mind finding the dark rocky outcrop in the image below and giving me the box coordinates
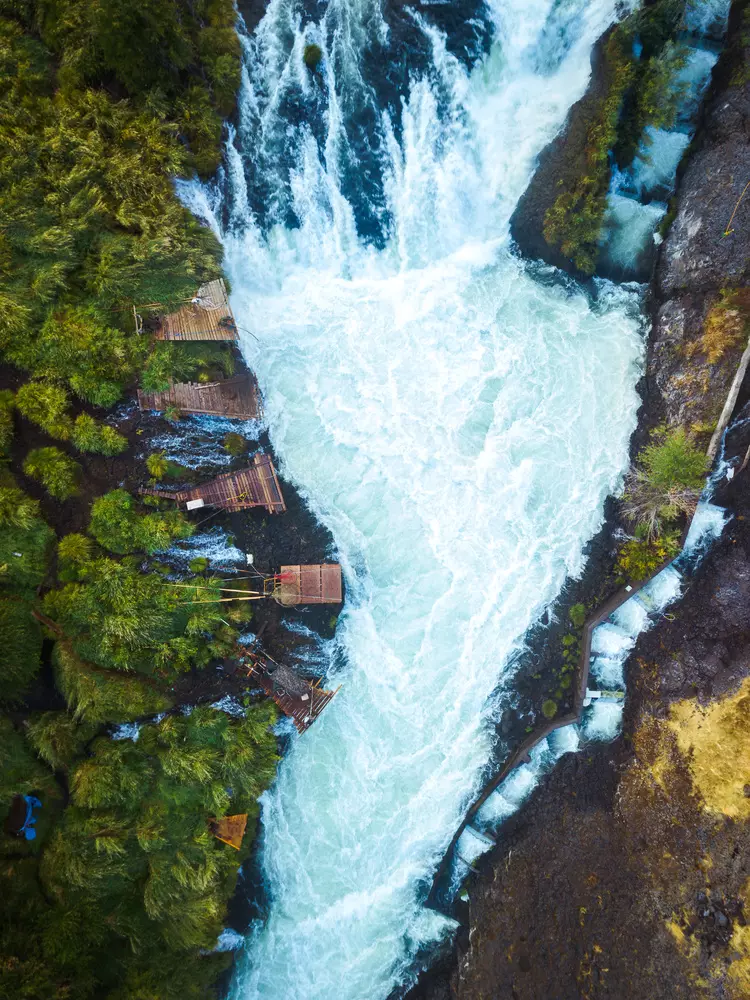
[645,2,750,433]
[509,28,616,277]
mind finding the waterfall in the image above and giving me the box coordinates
[179,1,648,996]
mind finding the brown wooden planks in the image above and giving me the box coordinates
[244,653,339,733]
[138,454,286,514]
[152,279,239,341]
[211,814,248,850]
[277,564,342,605]
[137,374,261,419]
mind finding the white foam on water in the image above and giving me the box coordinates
[110,722,140,741]
[581,699,623,741]
[629,128,690,197]
[683,501,728,557]
[177,1,657,997]
[685,0,732,37]
[602,195,667,270]
[167,528,247,569]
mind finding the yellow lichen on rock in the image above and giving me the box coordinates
[725,916,750,999]
[669,677,750,819]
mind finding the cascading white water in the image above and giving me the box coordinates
[179,1,649,997]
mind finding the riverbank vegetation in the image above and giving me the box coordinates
[0,3,282,997]
[617,427,708,580]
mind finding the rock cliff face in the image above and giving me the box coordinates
[404,5,750,999]
[646,10,750,434]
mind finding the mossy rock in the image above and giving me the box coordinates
[223,432,248,456]
[303,43,323,71]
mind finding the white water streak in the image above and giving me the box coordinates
[180,1,647,997]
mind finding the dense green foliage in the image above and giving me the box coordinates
[89,489,193,554]
[71,413,128,456]
[1,706,277,999]
[0,6,281,998]
[0,597,43,703]
[23,445,81,499]
[0,1,234,407]
[543,0,690,274]
[622,427,709,540]
[0,478,54,595]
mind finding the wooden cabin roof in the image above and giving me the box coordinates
[210,814,248,850]
[140,454,286,514]
[137,373,262,420]
[275,564,342,606]
[152,279,238,341]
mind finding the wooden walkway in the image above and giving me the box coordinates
[137,374,262,420]
[242,649,340,733]
[273,564,343,606]
[140,454,286,514]
[145,279,239,342]
[425,550,683,912]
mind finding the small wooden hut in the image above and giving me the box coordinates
[137,373,262,420]
[272,564,342,606]
[242,649,339,734]
[209,814,248,850]
[136,279,238,341]
[140,454,286,514]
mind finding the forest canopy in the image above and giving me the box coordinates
[0,5,282,998]
[0,0,235,403]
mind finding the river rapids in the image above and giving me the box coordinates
[179,0,648,996]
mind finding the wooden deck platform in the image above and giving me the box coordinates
[149,279,238,341]
[273,564,343,606]
[241,649,340,733]
[140,454,286,514]
[137,373,262,420]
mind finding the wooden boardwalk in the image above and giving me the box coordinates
[273,564,343,606]
[425,550,683,912]
[145,279,239,341]
[137,373,262,420]
[141,454,286,514]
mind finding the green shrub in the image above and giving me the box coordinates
[616,528,682,581]
[43,557,233,675]
[15,382,73,440]
[21,307,146,407]
[140,342,236,395]
[23,447,81,500]
[26,711,99,771]
[71,414,128,456]
[569,603,586,629]
[89,489,193,554]
[53,643,172,723]
[0,389,14,454]
[622,428,709,538]
[58,533,94,566]
[0,484,40,530]
[57,533,94,582]
[146,451,169,479]
[0,597,43,702]
[0,716,56,808]
[303,43,323,71]
[0,484,54,595]
[542,699,558,720]
[223,432,247,456]
[146,451,186,480]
